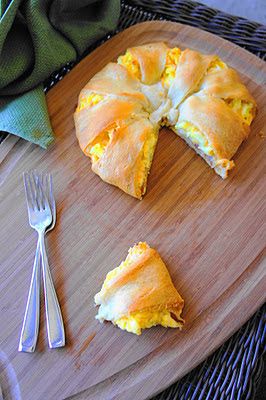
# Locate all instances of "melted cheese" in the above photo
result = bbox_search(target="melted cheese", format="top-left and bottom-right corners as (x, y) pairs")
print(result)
(78, 93), (104, 111)
(161, 47), (181, 88)
(226, 99), (254, 125)
(175, 121), (214, 156)
(117, 51), (141, 79)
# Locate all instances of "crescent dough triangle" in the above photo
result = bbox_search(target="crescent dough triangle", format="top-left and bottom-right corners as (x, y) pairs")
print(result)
(95, 242), (184, 335)
(74, 42), (256, 198)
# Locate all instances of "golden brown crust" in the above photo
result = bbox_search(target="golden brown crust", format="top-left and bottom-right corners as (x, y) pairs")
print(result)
(92, 118), (158, 199)
(129, 42), (168, 85)
(199, 67), (256, 105)
(95, 243), (184, 319)
(74, 97), (146, 154)
(177, 94), (249, 160)
(81, 62), (148, 106)
(168, 49), (216, 107)
(74, 43), (256, 196)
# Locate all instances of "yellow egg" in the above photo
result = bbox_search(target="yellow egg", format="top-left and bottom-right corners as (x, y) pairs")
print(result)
(226, 99), (254, 125)
(89, 129), (113, 162)
(135, 131), (158, 190)
(208, 57), (227, 73)
(115, 309), (181, 335)
(117, 51), (141, 79)
(175, 121), (214, 156)
(166, 47), (181, 65)
(78, 93), (104, 111)
(161, 48), (181, 88)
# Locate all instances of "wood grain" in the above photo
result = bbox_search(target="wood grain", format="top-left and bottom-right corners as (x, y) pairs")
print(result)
(0, 21), (266, 400)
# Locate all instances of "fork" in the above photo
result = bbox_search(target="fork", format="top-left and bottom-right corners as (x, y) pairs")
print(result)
(18, 172), (65, 352)
(18, 173), (53, 352)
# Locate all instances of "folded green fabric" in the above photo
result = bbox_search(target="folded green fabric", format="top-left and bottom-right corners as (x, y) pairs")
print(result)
(0, 0), (120, 148)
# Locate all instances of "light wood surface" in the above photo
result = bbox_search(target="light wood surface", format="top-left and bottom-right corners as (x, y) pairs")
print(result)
(0, 21), (266, 400)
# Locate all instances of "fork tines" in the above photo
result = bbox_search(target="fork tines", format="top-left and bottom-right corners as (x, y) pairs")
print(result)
(23, 171), (51, 212)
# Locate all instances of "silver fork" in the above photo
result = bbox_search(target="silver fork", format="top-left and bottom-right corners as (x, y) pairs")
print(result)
(18, 172), (65, 352)
(18, 173), (54, 352)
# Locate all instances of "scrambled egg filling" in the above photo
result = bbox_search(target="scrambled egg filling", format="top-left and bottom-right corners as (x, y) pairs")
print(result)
(78, 93), (104, 111)
(206, 59), (254, 125)
(117, 51), (141, 80)
(207, 57), (227, 73)
(161, 47), (181, 88)
(175, 121), (215, 156)
(89, 129), (113, 162)
(115, 309), (182, 335)
(225, 99), (254, 125)
(102, 242), (182, 335)
(136, 131), (158, 195)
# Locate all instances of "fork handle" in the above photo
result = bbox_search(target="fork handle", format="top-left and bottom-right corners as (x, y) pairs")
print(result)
(18, 241), (41, 353)
(39, 232), (65, 348)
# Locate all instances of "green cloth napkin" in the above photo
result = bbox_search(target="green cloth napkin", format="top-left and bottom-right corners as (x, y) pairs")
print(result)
(0, 0), (120, 148)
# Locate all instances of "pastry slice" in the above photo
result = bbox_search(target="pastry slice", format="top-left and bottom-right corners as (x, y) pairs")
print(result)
(91, 118), (158, 199)
(175, 94), (249, 178)
(95, 242), (184, 335)
(168, 49), (216, 108)
(198, 66), (257, 126)
(74, 96), (145, 154)
(118, 42), (168, 85)
(80, 62), (149, 108)
(74, 97), (157, 199)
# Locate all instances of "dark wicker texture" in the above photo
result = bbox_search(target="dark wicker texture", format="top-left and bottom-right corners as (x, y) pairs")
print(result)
(128, 0), (266, 59)
(44, 0), (266, 93)
(153, 304), (265, 400)
(6, 1), (266, 398)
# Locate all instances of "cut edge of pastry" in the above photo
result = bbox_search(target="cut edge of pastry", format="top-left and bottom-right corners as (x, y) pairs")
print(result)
(95, 242), (185, 335)
(75, 43), (257, 197)
(135, 126), (159, 199)
(175, 124), (235, 179)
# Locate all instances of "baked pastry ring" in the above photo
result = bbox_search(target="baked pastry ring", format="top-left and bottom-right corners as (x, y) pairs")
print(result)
(94, 242), (184, 335)
(74, 42), (256, 198)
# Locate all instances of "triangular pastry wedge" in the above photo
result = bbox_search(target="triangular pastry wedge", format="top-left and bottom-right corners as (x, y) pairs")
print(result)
(168, 49), (216, 108)
(81, 62), (149, 107)
(175, 94), (249, 178)
(74, 95), (158, 199)
(198, 67), (256, 125)
(95, 242), (184, 335)
(91, 117), (158, 199)
(118, 42), (168, 85)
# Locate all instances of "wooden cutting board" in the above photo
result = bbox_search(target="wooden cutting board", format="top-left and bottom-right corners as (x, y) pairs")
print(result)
(0, 21), (266, 400)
